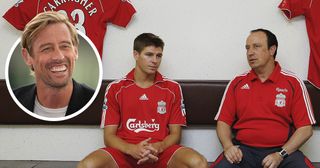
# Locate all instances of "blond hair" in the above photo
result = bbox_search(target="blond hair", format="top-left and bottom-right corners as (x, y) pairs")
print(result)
(21, 11), (79, 55)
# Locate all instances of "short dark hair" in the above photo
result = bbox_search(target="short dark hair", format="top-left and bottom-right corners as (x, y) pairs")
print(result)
(134, 33), (164, 53)
(251, 28), (278, 59)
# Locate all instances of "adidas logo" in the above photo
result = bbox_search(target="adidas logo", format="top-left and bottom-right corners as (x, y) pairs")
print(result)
(139, 94), (149, 100)
(241, 83), (250, 90)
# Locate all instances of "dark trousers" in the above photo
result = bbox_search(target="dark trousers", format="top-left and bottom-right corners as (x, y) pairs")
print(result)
(211, 143), (314, 168)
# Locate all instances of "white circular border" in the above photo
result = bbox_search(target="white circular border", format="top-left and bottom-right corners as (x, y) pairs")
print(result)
(5, 30), (103, 122)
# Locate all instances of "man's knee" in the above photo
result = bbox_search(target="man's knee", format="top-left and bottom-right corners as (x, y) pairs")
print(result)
(181, 148), (208, 168)
(77, 150), (117, 168)
(187, 153), (208, 168)
(77, 158), (95, 168)
(78, 157), (116, 168)
(169, 147), (208, 168)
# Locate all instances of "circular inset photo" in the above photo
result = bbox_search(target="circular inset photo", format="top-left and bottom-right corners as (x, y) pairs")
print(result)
(5, 30), (102, 122)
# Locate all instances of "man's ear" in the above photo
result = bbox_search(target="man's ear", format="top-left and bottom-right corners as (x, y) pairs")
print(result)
(21, 48), (34, 70)
(133, 50), (139, 61)
(269, 45), (276, 58)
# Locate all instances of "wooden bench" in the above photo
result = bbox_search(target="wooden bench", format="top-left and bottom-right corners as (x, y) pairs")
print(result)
(0, 80), (319, 125)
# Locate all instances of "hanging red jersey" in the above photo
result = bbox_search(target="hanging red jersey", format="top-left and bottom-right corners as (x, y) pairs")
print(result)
(279, 0), (320, 89)
(3, 0), (136, 57)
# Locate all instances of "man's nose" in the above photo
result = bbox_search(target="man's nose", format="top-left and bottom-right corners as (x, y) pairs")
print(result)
(151, 55), (157, 63)
(247, 48), (254, 56)
(52, 48), (65, 60)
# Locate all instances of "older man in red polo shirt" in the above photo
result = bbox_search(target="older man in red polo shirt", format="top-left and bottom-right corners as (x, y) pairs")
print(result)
(213, 29), (316, 168)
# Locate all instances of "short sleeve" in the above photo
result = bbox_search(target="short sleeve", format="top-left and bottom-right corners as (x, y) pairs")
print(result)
(101, 0), (136, 27)
(214, 80), (237, 126)
(278, 0), (312, 19)
(290, 79), (316, 128)
(169, 83), (187, 126)
(100, 82), (121, 128)
(3, 0), (38, 30)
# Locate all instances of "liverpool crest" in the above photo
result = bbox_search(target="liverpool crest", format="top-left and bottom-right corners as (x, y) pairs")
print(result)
(157, 100), (166, 114)
(275, 93), (286, 107)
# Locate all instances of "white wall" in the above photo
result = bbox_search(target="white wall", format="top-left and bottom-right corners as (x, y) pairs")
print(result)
(0, 0), (317, 162)
(1, 126), (320, 162)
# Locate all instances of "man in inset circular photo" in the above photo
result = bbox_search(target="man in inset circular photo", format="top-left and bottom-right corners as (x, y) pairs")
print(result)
(7, 11), (101, 120)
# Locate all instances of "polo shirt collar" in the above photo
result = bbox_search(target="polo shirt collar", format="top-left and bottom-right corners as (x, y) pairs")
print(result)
(248, 61), (282, 83)
(125, 68), (164, 83)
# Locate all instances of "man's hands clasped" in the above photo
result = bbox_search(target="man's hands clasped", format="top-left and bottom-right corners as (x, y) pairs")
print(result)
(127, 138), (162, 165)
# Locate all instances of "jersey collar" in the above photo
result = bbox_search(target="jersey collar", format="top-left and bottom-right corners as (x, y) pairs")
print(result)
(125, 68), (165, 83)
(248, 61), (281, 83)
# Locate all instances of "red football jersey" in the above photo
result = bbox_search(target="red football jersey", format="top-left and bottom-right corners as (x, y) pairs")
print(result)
(3, 0), (136, 57)
(279, 0), (320, 89)
(215, 62), (315, 147)
(101, 69), (187, 144)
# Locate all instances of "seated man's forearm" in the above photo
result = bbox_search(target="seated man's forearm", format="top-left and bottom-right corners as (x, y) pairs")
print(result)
(217, 121), (234, 150)
(282, 125), (313, 154)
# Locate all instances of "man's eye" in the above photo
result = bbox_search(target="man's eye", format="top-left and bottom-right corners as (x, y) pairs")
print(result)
(61, 45), (71, 49)
(41, 48), (50, 52)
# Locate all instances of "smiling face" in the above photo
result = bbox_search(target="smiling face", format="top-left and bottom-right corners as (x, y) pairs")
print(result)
(134, 45), (163, 76)
(22, 23), (78, 88)
(245, 31), (275, 71)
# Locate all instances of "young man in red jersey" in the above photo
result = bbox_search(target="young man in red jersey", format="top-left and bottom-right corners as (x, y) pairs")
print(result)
(212, 29), (316, 168)
(78, 33), (208, 168)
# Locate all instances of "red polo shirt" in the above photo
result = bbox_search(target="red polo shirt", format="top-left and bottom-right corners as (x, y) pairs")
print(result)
(101, 69), (186, 144)
(215, 62), (315, 147)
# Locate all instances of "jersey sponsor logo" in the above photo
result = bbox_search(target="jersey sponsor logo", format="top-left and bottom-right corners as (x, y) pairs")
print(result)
(240, 83), (250, 90)
(126, 118), (160, 133)
(276, 87), (288, 93)
(275, 93), (286, 108)
(139, 94), (149, 101)
(157, 100), (166, 114)
(14, 0), (24, 7)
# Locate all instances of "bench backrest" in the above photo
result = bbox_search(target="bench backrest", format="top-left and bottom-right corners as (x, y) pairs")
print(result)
(0, 80), (319, 125)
